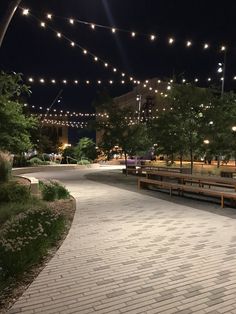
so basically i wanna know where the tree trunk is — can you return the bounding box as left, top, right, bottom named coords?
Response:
left=180, top=152, right=183, bottom=168
left=124, top=151, right=128, bottom=176
left=0, top=0, right=22, bottom=47
left=190, top=148, right=193, bottom=174
left=217, top=155, right=220, bottom=168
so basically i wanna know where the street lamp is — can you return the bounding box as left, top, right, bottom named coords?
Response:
left=232, top=126, right=236, bottom=166
left=217, top=49, right=227, bottom=97
left=136, top=94, right=142, bottom=122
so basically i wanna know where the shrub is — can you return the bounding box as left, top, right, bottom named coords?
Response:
left=39, top=180, right=70, bottom=201
left=0, top=207, right=65, bottom=278
left=12, top=155, right=28, bottom=168
left=78, top=159, right=91, bottom=165
left=40, top=182, right=57, bottom=201
left=0, top=152, right=12, bottom=183
left=27, top=157, right=50, bottom=166
left=0, top=196, right=46, bottom=226
left=0, top=181, right=30, bottom=203
left=50, top=181, right=70, bottom=199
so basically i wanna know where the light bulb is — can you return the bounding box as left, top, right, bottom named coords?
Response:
left=69, top=19, right=74, bottom=24
left=150, top=34, right=156, bottom=41
left=63, top=80, right=67, bottom=84
left=51, top=79, right=56, bottom=84
left=91, top=24, right=95, bottom=30
left=28, top=77, right=34, bottom=82
left=83, top=50, right=87, bottom=54
left=47, top=14, right=52, bottom=19
left=169, top=37, right=174, bottom=44
left=57, top=32, right=61, bottom=38
left=74, top=80, right=78, bottom=84
left=40, top=79, right=45, bottom=83
left=204, top=43, right=209, bottom=49
left=94, top=56, right=98, bottom=61
left=22, top=8, right=29, bottom=15
left=113, top=68, right=117, bottom=72
left=40, top=22, right=46, bottom=28
left=195, top=78, right=199, bottom=82
left=71, top=41, right=75, bottom=47
left=104, top=63, right=108, bottom=67
left=221, top=46, right=226, bottom=51
left=187, top=41, right=192, bottom=47
left=112, top=28, right=116, bottom=33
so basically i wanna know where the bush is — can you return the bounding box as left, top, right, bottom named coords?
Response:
left=12, top=155, right=28, bottom=168
left=0, top=196, right=46, bottom=226
left=78, top=159, right=91, bottom=165
left=27, top=157, right=50, bottom=166
left=0, top=207, right=65, bottom=278
left=51, top=181, right=70, bottom=199
left=0, top=152, right=12, bottom=183
left=39, top=182, right=57, bottom=201
left=0, top=181, right=30, bottom=203
left=39, top=180, right=70, bottom=201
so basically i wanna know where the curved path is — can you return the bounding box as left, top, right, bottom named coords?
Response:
left=8, top=167, right=236, bottom=314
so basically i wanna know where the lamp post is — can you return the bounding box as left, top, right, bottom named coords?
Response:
left=136, top=94, right=142, bottom=122
left=217, top=49, right=227, bottom=97
left=0, top=0, right=22, bottom=47
left=232, top=126, right=236, bottom=166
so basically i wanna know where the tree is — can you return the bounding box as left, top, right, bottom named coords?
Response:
left=96, top=101, right=152, bottom=174
left=0, top=72, right=37, bottom=153
left=74, top=137, right=97, bottom=161
left=201, top=92, right=236, bottom=167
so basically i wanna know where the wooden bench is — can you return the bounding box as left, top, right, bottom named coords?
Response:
left=138, top=177, right=236, bottom=208
left=146, top=171, right=236, bottom=191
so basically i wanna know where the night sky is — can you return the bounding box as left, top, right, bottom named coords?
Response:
left=1, top=0, right=236, bottom=138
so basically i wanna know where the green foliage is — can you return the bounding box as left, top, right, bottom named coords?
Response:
left=96, top=101, right=152, bottom=161
left=27, top=157, right=50, bottom=166
left=0, top=152, right=12, bottom=183
left=0, top=72, right=37, bottom=153
left=74, top=137, right=97, bottom=161
left=12, top=154, right=28, bottom=167
left=0, top=181, right=30, bottom=203
left=0, top=196, right=46, bottom=226
left=0, top=207, right=65, bottom=278
left=50, top=180, right=70, bottom=199
left=77, top=158, right=91, bottom=165
left=62, top=146, right=77, bottom=164
left=39, top=180, right=70, bottom=201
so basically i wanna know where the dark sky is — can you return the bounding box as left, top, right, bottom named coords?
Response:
left=1, top=0, right=236, bottom=114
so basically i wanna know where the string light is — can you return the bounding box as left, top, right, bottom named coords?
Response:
left=40, top=22, right=46, bottom=28
left=21, top=8, right=234, bottom=55
left=22, top=8, right=29, bottom=15
left=20, top=9, right=130, bottom=79
left=150, top=34, right=156, bottom=41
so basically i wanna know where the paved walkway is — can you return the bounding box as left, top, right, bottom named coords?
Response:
left=8, top=167, right=236, bottom=314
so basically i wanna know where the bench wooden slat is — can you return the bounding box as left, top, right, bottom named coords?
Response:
left=138, top=177, right=236, bottom=208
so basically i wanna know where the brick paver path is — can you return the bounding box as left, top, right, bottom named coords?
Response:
left=8, top=168, right=236, bottom=314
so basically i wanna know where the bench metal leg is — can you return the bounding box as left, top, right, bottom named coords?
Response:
left=221, top=195, right=224, bottom=208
